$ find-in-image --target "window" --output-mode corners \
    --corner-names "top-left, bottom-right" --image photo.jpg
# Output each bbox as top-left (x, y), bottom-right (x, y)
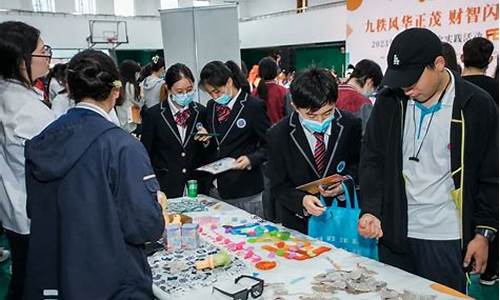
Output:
top-left (32, 0), bottom-right (55, 12)
top-left (114, 0), bottom-right (134, 16)
top-left (296, 0), bottom-right (308, 13)
top-left (161, 0), bottom-right (178, 9)
top-left (193, 1), bottom-right (209, 6)
top-left (75, 0), bottom-right (96, 14)
top-left (161, 0), bottom-right (209, 9)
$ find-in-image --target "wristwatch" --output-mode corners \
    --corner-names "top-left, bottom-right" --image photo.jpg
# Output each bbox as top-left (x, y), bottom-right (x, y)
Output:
top-left (475, 227), bottom-right (496, 242)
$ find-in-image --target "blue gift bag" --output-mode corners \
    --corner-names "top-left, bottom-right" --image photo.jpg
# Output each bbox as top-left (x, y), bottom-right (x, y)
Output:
top-left (308, 179), bottom-right (378, 260)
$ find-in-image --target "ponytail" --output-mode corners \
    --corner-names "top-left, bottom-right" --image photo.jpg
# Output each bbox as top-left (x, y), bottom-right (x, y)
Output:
top-left (225, 60), bottom-right (250, 94)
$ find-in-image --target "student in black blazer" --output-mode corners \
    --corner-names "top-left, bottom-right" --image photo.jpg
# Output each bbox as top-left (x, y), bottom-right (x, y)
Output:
top-left (199, 61), bottom-right (270, 217)
top-left (267, 68), bottom-right (362, 234)
top-left (141, 63), bottom-right (210, 198)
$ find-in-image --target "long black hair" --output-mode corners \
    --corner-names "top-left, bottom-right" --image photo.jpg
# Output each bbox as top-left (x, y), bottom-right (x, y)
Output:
top-left (0, 21), bottom-right (41, 87)
top-left (67, 49), bottom-right (120, 103)
top-left (119, 60), bottom-right (141, 101)
top-left (199, 60), bottom-right (250, 94)
top-left (256, 56), bottom-right (279, 102)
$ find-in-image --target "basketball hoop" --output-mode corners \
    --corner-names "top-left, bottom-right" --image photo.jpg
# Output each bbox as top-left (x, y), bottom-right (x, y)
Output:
top-left (87, 20), bottom-right (128, 50)
top-left (106, 35), bottom-right (119, 49)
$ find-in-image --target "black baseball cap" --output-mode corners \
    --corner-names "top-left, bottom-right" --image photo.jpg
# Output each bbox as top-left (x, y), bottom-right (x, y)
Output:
top-left (382, 28), bottom-right (443, 88)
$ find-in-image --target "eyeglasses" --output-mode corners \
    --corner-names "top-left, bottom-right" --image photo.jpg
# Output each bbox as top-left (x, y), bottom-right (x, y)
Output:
top-left (212, 275), bottom-right (264, 300)
top-left (31, 45), bottom-right (53, 60)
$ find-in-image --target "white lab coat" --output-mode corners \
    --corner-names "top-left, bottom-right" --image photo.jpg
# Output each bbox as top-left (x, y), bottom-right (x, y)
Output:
top-left (0, 79), bottom-right (55, 234)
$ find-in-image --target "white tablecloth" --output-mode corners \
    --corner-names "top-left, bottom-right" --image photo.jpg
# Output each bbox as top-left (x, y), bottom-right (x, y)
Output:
top-left (151, 195), bottom-right (465, 300)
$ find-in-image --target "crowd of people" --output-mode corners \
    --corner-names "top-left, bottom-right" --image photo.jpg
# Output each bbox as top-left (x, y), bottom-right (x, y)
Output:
top-left (0, 20), bottom-right (498, 299)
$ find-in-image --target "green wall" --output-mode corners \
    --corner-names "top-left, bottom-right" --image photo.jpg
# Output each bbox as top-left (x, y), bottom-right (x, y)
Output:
top-left (294, 45), bottom-right (345, 74)
top-left (115, 49), bottom-right (164, 66)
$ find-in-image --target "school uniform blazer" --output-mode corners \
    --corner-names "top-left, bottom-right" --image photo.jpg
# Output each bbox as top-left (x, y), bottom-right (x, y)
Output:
top-left (141, 101), bottom-right (210, 198)
top-left (206, 92), bottom-right (271, 199)
top-left (267, 109), bottom-right (362, 234)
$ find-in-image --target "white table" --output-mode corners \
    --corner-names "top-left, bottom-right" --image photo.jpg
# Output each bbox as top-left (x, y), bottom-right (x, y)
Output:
top-left (151, 195), bottom-right (466, 300)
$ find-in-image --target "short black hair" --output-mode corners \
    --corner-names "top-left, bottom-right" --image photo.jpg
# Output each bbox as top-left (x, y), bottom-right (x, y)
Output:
top-left (200, 60), bottom-right (250, 94)
top-left (0, 21), bottom-right (40, 86)
top-left (463, 37), bottom-right (494, 69)
top-left (150, 55), bottom-right (165, 72)
top-left (290, 67), bottom-right (338, 111)
top-left (349, 59), bottom-right (383, 88)
top-left (67, 49), bottom-right (120, 103)
top-left (441, 42), bottom-right (460, 73)
top-left (164, 63), bottom-right (195, 89)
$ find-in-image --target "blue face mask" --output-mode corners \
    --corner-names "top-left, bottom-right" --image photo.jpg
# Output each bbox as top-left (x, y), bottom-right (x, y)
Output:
top-left (300, 113), bottom-right (335, 133)
top-left (214, 93), bottom-right (232, 105)
top-left (171, 91), bottom-right (195, 107)
top-left (214, 84), bottom-right (233, 105)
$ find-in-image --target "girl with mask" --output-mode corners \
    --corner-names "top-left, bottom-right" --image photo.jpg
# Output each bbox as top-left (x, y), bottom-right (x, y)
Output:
top-left (0, 21), bottom-right (55, 299)
top-left (336, 59), bottom-right (383, 133)
top-left (141, 63), bottom-right (210, 198)
top-left (267, 67), bottom-right (361, 234)
top-left (200, 61), bottom-right (270, 217)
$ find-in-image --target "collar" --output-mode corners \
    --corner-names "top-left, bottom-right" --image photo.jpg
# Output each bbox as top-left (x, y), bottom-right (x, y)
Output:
top-left (227, 89), bottom-right (241, 110)
top-left (76, 102), bottom-right (113, 122)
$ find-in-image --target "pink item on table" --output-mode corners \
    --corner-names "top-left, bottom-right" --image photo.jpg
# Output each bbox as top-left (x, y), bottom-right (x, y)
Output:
top-left (251, 257), bottom-right (262, 263)
top-left (234, 242), bottom-right (244, 250)
top-left (267, 252), bottom-right (276, 259)
top-left (244, 250), bottom-right (254, 259)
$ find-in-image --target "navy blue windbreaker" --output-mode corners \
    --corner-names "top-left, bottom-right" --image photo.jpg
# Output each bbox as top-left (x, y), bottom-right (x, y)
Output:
top-left (24, 107), bottom-right (164, 300)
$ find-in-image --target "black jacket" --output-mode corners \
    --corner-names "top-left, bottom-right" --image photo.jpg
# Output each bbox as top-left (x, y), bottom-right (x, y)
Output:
top-left (206, 92), bottom-right (270, 199)
top-left (141, 101), bottom-right (210, 198)
top-left (268, 110), bottom-right (362, 234)
top-left (360, 71), bottom-right (499, 253)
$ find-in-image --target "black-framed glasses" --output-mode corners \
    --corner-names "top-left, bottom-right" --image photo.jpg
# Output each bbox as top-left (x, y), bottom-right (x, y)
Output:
top-left (212, 275), bottom-right (264, 300)
top-left (31, 45), bottom-right (52, 60)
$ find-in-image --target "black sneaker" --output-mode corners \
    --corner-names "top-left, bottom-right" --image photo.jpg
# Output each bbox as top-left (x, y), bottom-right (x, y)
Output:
top-left (479, 272), bottom-right (499, 286)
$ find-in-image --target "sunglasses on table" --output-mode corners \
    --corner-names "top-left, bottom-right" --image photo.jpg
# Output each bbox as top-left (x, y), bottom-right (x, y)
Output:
top-left (212, 275), bottom-right (264, 300)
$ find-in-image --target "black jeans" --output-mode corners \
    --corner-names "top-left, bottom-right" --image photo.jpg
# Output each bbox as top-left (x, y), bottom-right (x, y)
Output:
top-left (379, 238), bottom-right (466, 293)
top-left (5, 230), bottom-right (29, 300)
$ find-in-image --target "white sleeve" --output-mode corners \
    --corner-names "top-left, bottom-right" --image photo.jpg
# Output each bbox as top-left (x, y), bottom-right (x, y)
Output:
top-left (13, 99), bottom-right (55, 142)
top-left (51, 94), bottom-right (69, 118)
